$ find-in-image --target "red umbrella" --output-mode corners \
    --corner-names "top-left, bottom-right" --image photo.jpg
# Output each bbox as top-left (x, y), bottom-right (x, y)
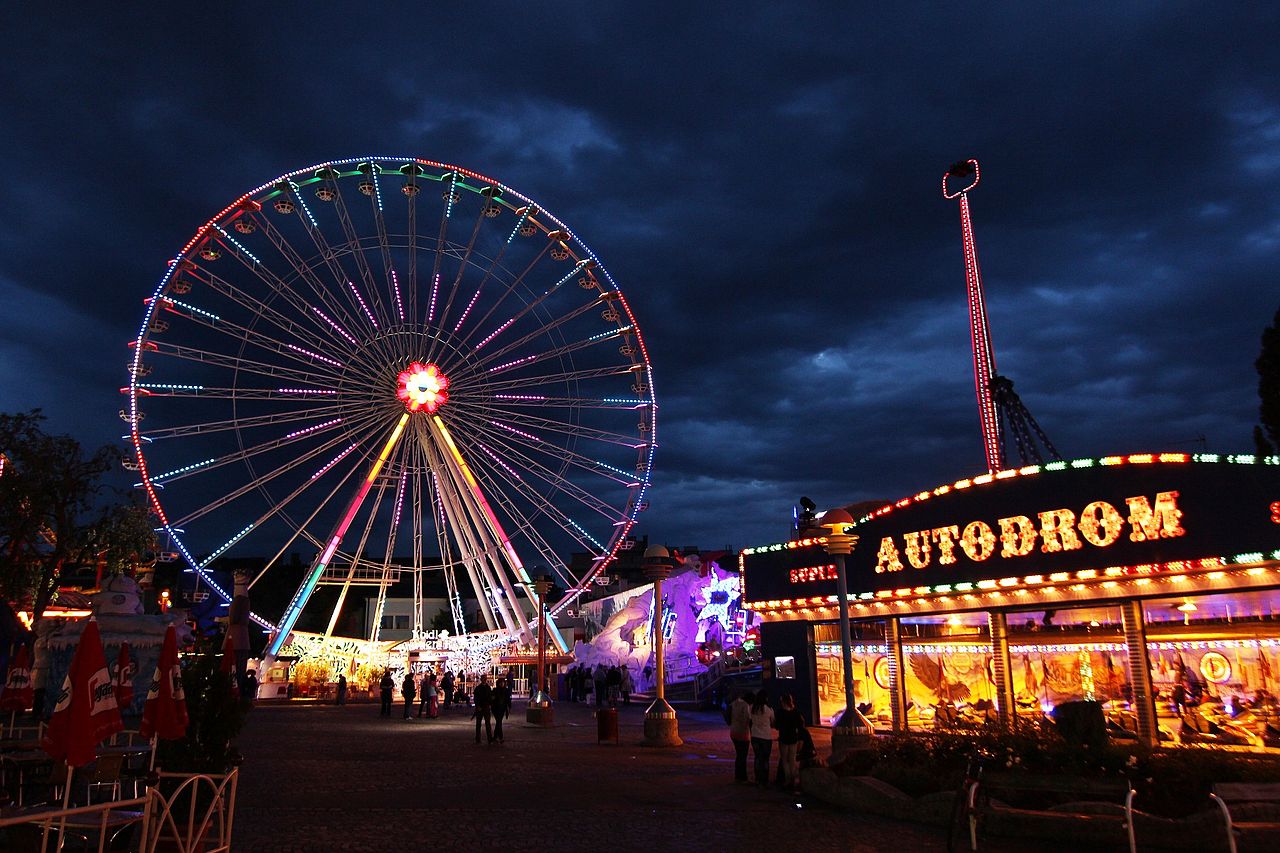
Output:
top-left (0, 644), bottom-right (34, 712)
top-left (140, 624), bottom-right (188, 741)
top-left (41, 618), bottom-right (123, 767)
top-left (113, 642), bottom-right (136, 711)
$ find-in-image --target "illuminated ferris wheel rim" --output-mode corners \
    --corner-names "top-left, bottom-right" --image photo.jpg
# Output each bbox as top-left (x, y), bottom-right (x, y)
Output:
top-left (125, 155), bottom-right (658, 630)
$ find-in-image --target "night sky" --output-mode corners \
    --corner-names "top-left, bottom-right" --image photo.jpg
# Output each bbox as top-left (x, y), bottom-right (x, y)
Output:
top-left (2, 4), bottom-right (1278, 554)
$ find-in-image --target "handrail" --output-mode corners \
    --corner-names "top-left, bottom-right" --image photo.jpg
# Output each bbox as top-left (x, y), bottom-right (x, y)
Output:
top-left (0, 793), bottom-right (151, 853)
top-left (143, 769), bottom-right (239, 853)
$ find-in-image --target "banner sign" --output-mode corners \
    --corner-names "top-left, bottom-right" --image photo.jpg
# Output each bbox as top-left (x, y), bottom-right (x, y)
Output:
top-left (742, 456), bottom-right (1280, 605)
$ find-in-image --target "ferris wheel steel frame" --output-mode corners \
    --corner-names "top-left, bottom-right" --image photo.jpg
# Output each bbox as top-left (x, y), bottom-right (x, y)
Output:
top-left (123, 156), bottom-right (657, 653)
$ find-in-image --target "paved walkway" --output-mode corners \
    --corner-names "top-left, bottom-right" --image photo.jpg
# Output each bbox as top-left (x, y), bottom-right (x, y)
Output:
top-left (234, 698), bottom-right (958, 852)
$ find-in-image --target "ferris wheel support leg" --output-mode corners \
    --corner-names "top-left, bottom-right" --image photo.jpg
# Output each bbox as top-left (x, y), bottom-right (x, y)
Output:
top-left (267, 413), bottom-right (411, 659)
top-left (430, 415), bottom-right (534, 645)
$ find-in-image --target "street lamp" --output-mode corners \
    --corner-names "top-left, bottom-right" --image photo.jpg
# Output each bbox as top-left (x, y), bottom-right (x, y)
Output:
top-left (641, 544), bottom-right (682, 746)
top-left (819, 508), bottom-right (869, 758)
top-left (527, 575), bottom-right (554, 727)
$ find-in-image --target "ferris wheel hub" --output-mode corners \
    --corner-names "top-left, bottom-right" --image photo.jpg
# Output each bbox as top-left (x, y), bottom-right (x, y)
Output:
top-left (396, 361), bottom-right (450, 413)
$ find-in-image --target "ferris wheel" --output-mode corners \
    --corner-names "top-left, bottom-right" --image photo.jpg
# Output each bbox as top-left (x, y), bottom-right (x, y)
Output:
top-left (123, 157), bottom-right (656, 655)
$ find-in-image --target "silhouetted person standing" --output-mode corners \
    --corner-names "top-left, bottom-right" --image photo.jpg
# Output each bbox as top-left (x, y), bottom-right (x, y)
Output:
top-left (402, 672), bottom-right (417, 719)
top-left (379, 672), bottom-right (394, 717)
top-left (473, 674), bottom-right (494, 743)
top-left (336, 674), bottom-right (347, 705)
top-left (492, 677), bottom-right (513, 743)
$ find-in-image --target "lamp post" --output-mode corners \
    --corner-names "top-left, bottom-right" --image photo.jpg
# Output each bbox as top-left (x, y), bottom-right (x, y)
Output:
top-left (641, 544), bottom-right (682, 746)
top-left (820, 508), bottom-right (868, 759)
top-left (527, 575), bottom-right (554, 726)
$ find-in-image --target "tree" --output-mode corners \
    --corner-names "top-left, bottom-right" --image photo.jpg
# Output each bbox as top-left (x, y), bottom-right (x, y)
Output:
top-left (1256, 306), bottom-right (1280, 455)
top-left (0, 410), bottom-right (119, 629)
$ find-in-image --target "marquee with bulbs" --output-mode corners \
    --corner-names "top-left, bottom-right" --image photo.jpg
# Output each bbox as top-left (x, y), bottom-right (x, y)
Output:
top-left (743, 453), bottom-right (1280, 620)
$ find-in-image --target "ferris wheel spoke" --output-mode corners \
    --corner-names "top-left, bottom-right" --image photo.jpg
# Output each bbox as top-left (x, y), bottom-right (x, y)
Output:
top-left (447, 213), bottom-right (520, 340)
top-left (328, 178), bottom-right (395, 329)
top-left (474, 329), bottom-right (633, 381)
top-left (406, 173), bottom-right (419, 323)
top-left (457, 406), bottom-right (646, 449)
top-left (138, 403), bottom-right (350, 442)
top-left (181, 267), bottom-right (353, 358)
top-left (449, 414), bottom-right (628, 524)
top-left (250, 209), bottom-right (371, 339)
top-left (469, 415), bottom-right (642, 489)
top-left (457, 238), bottom-right (557, 347)
top-left (360, 165), bottom-right (406, 324)
top-left (456, 426), bottom-right (615, 556)
top-left (467, 361), bottom-right (646, 394)
top-left (430, 202), bottom-right (489, 344)
top-left (170, 413), bottom-right (390, 529)
top-left (211, 221), bottom-right (366, 353)
top-left (464, 294), bottom-right (611, 374)
top-left (145, 301), bottom-right (356, 377)
top-left (145, 340), bottom-right (344, 387)
top-left (467, 258), bottom-right (588, 354)
top-left (419, 421), bottom-right (516, 633)
top-left (147, 409), bottom-right (372, 487)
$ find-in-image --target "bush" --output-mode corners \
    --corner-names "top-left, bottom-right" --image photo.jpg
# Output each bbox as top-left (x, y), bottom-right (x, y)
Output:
top-left (154, 636), bottom-right (247, 774)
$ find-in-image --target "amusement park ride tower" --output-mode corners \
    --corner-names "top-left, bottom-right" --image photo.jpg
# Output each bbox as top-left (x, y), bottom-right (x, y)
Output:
top-left (943, 160), bottom-right (1061, 472)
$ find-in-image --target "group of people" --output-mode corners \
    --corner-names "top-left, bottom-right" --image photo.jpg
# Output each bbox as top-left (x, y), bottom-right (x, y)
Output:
top-left (566, 662), bottom-right (634, 706)
top-left (376, 668), bottom-right (474, 718)
top-left (726, 690), bottom-right (817, 791)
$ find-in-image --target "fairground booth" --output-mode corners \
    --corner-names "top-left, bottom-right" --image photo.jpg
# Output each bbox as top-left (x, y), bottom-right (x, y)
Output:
top-left (741, 453), bottom-right (1280, 749)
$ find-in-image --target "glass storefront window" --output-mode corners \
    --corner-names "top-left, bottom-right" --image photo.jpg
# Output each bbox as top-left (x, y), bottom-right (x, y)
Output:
top-left (1143, 589), bottom-right (1280, 748)
top-left (1004, 606), bottom-right (1134, 735)
top-left (899, 612), bottom-right (992, 730)
top-left (814, 622), bottom-right (886, 726)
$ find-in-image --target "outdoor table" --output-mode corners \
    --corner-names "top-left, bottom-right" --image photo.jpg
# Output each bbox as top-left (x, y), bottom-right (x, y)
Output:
top-left (0, 749), bottom-right (52, 806)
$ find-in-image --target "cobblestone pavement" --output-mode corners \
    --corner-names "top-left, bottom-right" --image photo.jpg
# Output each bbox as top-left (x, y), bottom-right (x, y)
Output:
top-left (233, 699), bottom-right (961, 852)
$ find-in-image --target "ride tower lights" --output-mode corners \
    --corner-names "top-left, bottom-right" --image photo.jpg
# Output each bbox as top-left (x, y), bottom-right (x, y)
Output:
top-left (943, 159), bottom-right (1002, 474)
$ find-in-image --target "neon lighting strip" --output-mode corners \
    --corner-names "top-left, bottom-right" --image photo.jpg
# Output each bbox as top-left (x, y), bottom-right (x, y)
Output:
top-left (427, 273), bottom-right (440, 324)
top-left (150, 458), bottom-right (215, 481)
top-left (391, 270), bottom-right (404, 322)
top-left (312, 307), bottom-right (358, 345)
top-left (212, 224), bottom-right (260, 265)
top-left (284, 417), bottom-right (343, 440)
top-left (199, 523), bottom-right (255, 568)
top-left (288, 181), bottom-right (319, 228)
top-left (163, 298), bottom-right (221, 322)
top-left (268, 412), bottom-right (410, 656)
top-left (348, 281), bottom-right (378, 328)
top-left (277, 387), bottom-right (339, 395)
top-left (286, 343), bottom-right (342, 368)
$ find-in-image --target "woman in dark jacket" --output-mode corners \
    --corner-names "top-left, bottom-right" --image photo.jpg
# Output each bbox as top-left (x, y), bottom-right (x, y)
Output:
top-left (774, 693), bottom-right (806, 790)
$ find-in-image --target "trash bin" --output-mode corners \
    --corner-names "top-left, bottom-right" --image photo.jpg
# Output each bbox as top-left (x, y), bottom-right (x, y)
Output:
top-left (596, 706), bottom-right (619, 744)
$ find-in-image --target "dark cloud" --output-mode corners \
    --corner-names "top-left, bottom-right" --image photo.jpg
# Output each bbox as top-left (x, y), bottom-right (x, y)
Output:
top-left (0, 2), bottom-right (1276, 557)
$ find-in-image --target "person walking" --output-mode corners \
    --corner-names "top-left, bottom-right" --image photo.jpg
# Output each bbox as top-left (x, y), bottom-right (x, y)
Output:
top-left (473, 674), bottom-right (494, 743)
top-left (442, 670), bottom-right (455, 708)
top-left (401, 671), bottom-right (417, 719)
top-left (492, 676), bottom-right (513, 743)
top-left (593, 664), bottom-right (607, 708)
top-left (605, 664), bottom-right (622, 707)
top-left (728, 690), bottom-right (754, 783)
top-left (379, 671), bottom-right (394, 717)
top-left (774, 693), bottom-right (806, 790)
top-left (336, 673), bottom-right (347, 705)
top-left (620, 665), bottom-right (633, 706)
top-left (749, 690), bottom-right (776, 787)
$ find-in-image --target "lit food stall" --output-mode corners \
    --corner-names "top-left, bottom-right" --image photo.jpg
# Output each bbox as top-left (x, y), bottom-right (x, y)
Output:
top-left (742, 453), bottom-right (1280, 748)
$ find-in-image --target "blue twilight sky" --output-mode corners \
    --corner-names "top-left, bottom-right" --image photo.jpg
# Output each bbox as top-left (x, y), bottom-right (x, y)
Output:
top-left (0, 3), bottom-right (1277, 553)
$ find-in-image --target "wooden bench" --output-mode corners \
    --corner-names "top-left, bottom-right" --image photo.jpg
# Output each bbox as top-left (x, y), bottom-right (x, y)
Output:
top-left (1209, 782), bottom-right (1280, 853)
top-left (960, 770), bottom-right (1136, 852)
